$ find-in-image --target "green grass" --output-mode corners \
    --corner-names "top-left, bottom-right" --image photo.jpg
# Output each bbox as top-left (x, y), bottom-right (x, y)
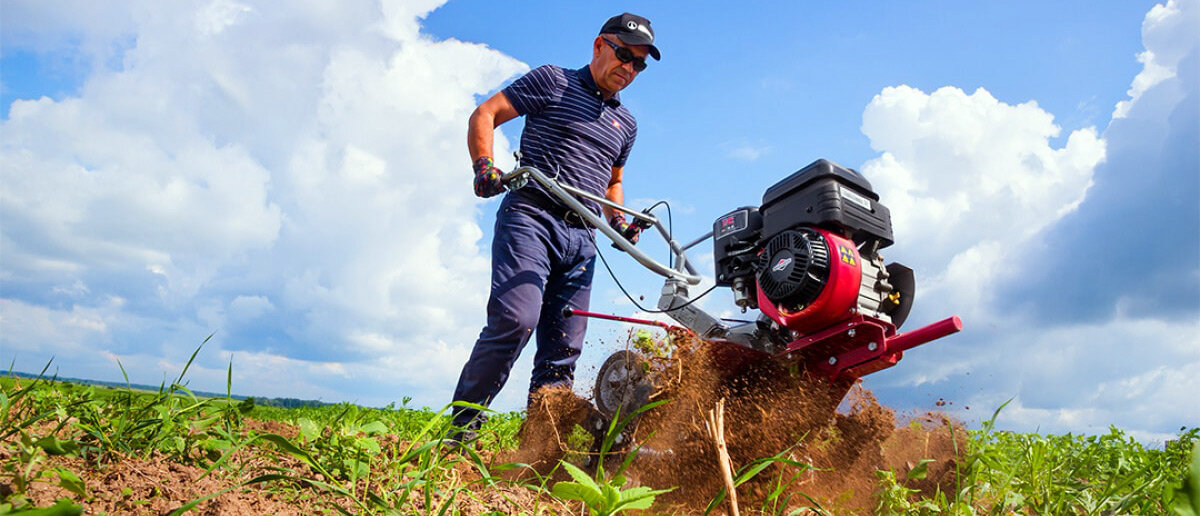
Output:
top-left (0, 357), bottom-right (553, 515)
top-left (2, 359), bottom-right (1197, 515)
top-left (874, 401), bottom-right (1199, 515)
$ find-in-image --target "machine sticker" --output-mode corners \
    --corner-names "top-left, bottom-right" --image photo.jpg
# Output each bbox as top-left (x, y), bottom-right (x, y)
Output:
top-left (773, 257), bottom-right (793, 272)
top-left (839, 184), bottom-right (872, 211)
top-left (838, 244), bottom-right (857, 266)
top-left (715, 211), bottom-right (748, 238)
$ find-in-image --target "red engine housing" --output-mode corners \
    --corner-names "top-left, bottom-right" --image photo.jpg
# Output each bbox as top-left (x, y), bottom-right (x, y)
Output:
top-left (755, 228), bottom-right (962, 381)
top-left (756, 230), bottom-right (862, 335)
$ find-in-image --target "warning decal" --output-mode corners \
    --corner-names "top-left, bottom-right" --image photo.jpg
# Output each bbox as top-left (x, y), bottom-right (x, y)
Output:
top-left (838, 244), bottom-right (857, 266)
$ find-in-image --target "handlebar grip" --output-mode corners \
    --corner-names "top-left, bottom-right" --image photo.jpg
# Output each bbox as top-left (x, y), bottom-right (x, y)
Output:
top-left (501, 168), bottom-right (529, 191)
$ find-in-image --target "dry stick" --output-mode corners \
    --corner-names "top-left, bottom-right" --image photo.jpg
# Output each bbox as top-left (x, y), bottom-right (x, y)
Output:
top-left (536, 397), bottom-right (567, 452)
top-left (706, 398), bottom-right (739, 516)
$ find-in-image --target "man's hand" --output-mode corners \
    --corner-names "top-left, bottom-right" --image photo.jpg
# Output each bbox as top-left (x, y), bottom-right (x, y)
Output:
top-left (473, 156), bottom-right (505, 198)
top-left (609, 214), bottom-right (643, 247)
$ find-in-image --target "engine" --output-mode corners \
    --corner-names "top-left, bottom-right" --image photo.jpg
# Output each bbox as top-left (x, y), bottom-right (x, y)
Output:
top-left (713, 159), bottom-right (914, 337)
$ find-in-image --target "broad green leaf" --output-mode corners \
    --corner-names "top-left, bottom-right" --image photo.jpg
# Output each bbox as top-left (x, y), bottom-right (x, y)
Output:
top-left (252, 434), bottom-right (323, 473)
top-left (351, 459), bottom-right (370, 480)
top-left (907, 459), bottom-right (935, 481)
top-left (559, 461), bottom-right (602, 493)
top-left (359, 420), bottom-right (388, 436)
top-left (551, 481), bottom-right (605, 511)
top-left (354, 437), bottom-right (381, 455)
top-left (616, 485), bottom-right (673, 511)
top-left (8, 499), bottom-right (83, 516)
top-left (603, 482), bottom-right (620, 510)
top-left (201, 438), bottom-right (233, 451)
top-left (296, 418), bottom-right (321, 442)
top-left (34, 436), bottom-right (79, 456)
top-left (53, 469), bottom-right (86, 498)
top-left (1172, 441), bottom-right (1199, 516)
top-left (188, 415), bottom-right (220, 434)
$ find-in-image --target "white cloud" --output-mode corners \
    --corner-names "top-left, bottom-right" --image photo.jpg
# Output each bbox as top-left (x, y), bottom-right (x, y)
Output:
top-left (1113, 0), bottom-right (1196, 118)
top-left (0, 299), bottom-right (113, 355)
top-left (720, 138), bottom-right (770, 161)
top-left (0, 0), bottom-right (528, 409)
top-left (228, 295), bottom-right (273, 323)
top-left (859, 85), bottom-right (1104, 322)
top-left (863, 0), bottom-right (1199, 439)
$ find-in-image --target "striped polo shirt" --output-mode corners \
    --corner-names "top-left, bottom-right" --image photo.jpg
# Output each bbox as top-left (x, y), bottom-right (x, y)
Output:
top-left (503, 64), bottom-right (638, 214)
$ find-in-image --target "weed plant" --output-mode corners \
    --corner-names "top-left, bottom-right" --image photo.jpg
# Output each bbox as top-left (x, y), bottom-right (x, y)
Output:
top-left (875, 401), bottom-right (1200, 515)
top-left (3, 351), bottom-right (1198, 515)
top-left (550, 401), bottom-right (675, 515)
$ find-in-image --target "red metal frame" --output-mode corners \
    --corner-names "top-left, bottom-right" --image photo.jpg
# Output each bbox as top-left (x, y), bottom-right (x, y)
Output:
top-left (781, 315), bottom-right (963, 381)
top-left (562, 309), bottom-right (695, 335)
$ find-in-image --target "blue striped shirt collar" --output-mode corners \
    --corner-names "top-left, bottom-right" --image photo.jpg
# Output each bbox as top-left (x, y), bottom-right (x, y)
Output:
top-left (577, 65), bottom-right (622, 108)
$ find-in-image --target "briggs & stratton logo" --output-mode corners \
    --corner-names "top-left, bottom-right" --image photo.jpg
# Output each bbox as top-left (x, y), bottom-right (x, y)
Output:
top-left (772, 257), bottom-right (793, 272)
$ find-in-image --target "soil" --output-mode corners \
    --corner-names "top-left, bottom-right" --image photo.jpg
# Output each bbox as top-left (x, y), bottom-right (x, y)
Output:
top-left (513, 333), bottom-right (965, 515)
top-left (1, 420), bottom-right (563, 515)
top-left (4, 334), bottom-right (961, 514)
top-left (7, 450), bottom-right (334, 515)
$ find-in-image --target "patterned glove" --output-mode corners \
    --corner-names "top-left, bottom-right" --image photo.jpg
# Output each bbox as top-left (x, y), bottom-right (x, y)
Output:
top-left (472, 156), bottom-right (505, 198)
top-left (609, 215), bottom-right (642, 246)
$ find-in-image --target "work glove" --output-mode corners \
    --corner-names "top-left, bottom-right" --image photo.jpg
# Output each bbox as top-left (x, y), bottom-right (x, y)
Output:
top-left (609, 214), bottom-right (644, 248)
top-left (472, 156), bottom-right (505, 198)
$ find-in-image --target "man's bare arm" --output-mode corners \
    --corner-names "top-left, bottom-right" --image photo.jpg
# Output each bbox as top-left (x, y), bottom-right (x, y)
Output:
top-left (604, 166), bottom-right (626, 220)
top-left (468, 92), bottom-right (520, 162)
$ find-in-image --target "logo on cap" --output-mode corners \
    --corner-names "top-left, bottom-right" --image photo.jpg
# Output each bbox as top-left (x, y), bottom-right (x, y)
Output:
top-left (626, 21), bottom-right (638, 30)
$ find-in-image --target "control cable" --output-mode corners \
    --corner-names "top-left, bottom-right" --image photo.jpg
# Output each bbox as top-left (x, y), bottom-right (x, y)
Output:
top-left (591, 200), bottom-right (718, 314)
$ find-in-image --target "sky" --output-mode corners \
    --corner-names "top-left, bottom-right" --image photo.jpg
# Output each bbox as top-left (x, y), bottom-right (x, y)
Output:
top-left (1, 0), bottom-right (1197, 443)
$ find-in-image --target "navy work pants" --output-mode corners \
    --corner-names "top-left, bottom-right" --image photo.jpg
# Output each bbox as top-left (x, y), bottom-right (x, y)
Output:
top-left (450, 192), bottom-right (596, 429)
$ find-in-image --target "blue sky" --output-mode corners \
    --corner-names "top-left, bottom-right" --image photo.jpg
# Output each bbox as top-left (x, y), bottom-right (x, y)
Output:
top-left (2, 0), bottom-right (1197, 443)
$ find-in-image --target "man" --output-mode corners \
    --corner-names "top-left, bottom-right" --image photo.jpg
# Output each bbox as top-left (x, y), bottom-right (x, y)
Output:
top-left (448, 13), bottom-right (661, 443)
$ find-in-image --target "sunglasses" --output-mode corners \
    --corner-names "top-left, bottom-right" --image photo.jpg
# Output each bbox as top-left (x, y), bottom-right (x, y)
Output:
top-left (602, 38), bottom-right (647, 72)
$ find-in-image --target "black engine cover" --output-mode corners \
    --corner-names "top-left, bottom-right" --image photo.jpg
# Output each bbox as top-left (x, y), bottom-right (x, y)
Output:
top-left (760, 159), bottom-right (894, 249)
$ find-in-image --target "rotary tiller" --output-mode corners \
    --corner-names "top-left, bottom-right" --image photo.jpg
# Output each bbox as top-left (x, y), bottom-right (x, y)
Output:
top-left (504, 158), bottom-right (962, 425)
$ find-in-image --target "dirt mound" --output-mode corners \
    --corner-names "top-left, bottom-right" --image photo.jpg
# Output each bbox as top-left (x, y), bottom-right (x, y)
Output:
top-left (512, 333), bottom-right (963, 514)
top-left (498, 386), bottom-right (598, 480)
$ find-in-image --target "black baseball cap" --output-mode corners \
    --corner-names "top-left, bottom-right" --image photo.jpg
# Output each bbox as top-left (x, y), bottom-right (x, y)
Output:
top-left (599, 13), bottom-right (660, 61)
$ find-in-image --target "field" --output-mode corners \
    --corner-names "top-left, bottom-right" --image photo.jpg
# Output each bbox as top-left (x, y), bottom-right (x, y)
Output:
top-left (1, 350), bottom-right (1197, 515)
